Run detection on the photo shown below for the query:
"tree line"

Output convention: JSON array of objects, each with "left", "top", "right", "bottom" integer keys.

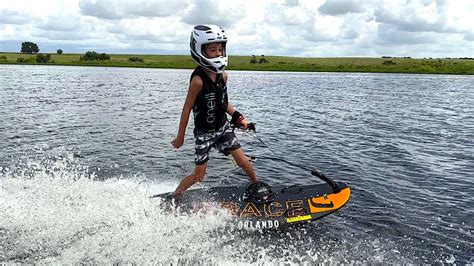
[
  {"left": 21, "top": 41, "right": 63, "bottom": 55},
  {"left": 17, "top": 41, "right": 118, "bottom": 63},
  {"left": 17, "top": 41, "right": 151, "bottom": 64}
]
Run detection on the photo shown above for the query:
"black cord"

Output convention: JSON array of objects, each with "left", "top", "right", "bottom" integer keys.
[
  {"left": 245, "top": 131, "right": 313, "bottom": 172},
  {"left": 242, "top": 128, "right": 342, "bottom": 193}
]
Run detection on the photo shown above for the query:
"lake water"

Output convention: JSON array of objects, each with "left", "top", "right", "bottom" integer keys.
[{"left": 1, "top": 65, "right": 473, "bottom": 264}]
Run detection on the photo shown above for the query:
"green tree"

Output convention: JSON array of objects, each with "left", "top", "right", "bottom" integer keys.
[
  {"left": 21, "top": 41, "right": 40, "bottom": 54},
  {"left": 250, "top": 55, "right": 257, "bottom": 64},
  {"left": 80, "top": 51, "right": 110, "bottom": 61},
  {"left": 383, "top": 60, "right": 396, "bottom": 66},
  {"left": 128, "top": 57, "right": 144, "bottom": 62},
  {"left": 80, "top": 51, "right": 98, "bottom": 61},
  {"left": 259, "top": 57, "right": 269, "bottom": 64},
  {"left": 36, "top": 54, "right": 51, "bottom": 63},
  {"left": 57, "top": 49, "right": 63, "bottom": 55},
  {"left": 98, "top": 53, "right": 110, "bottom": 60}
]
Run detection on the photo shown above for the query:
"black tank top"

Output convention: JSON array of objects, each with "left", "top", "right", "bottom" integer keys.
[{"left": 191, "top": 66, "right": 228, "bottom": 133}]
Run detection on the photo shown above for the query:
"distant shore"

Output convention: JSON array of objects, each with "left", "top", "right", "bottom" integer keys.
[{"left": 1, "top": 52, "right": 473, "bottom": 75}]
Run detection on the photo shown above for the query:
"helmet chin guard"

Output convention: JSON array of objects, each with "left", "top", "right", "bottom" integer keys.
[{"left": 190, "top": 24, "right": 228, "bottom": 73}]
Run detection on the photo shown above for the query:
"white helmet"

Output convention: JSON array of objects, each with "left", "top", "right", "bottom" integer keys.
[{"left": 190, "top": 24, "right": 228, "bottom": 73}]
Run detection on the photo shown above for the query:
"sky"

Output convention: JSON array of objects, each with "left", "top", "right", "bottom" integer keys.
[{"left": 0, "top": 0, "right": 473, "bottom": 58}]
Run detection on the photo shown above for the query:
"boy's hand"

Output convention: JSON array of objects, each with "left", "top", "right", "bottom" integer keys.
[
  {"left": 171, "top": 136, "right": 184, "bottom": 149},
  {"left": 240, "top": 118, "right": 249, "bottom": 129},
  {"left": 247, "top": 122, "right": 256, "bottom": 132},
  {"left": 239, "top": 119, "right": 256, "bottom": 132}
]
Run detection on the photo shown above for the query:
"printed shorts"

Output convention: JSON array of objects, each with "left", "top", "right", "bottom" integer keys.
[{"left": 194, "top": 122, "right": 241, "bottom": 165}]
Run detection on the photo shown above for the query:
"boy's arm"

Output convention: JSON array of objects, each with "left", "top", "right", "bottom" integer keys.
[
  {"left": 226, "top": 102, "right": 236, "bottom": 116},
  {"left": 172, "top": 76, "right": 203, "bottom": 148},
  {"left": 227, "top": 101, "right": 251, "bottom": 129}
]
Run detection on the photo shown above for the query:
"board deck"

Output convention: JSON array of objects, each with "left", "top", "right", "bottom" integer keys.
[{"left": 152, "top": 181, "right": 350, "bottom": 230}]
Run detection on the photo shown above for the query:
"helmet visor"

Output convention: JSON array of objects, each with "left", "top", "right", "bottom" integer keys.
[{"left": 201, "top": 42, "right": 227, "bottom": 60}]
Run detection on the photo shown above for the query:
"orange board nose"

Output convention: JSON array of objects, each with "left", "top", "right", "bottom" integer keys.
[{"left": 308, "top": 187, "right": 351, "bottom": 213}]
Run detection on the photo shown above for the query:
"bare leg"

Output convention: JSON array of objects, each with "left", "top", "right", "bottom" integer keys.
[
  {"left": 230, "top": 148, "right": 258, "bottom": 183},
  {"left": 173, "top": 162, "right": 208, "bottom": 197}
]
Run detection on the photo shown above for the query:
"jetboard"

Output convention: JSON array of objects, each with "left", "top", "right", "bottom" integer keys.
[{"left": 151, "top": 181, "right": 350, "bottom": 230}]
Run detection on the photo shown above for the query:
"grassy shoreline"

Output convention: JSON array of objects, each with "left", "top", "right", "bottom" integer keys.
[{"left": 1, "top": 52, "right": 473, "bottom": 75}]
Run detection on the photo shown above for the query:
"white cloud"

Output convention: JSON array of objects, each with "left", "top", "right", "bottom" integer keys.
[
  {"left": 304, "top": 14, "right": 343, "bottom": 42},
  {"left": 464, "top": 33, "right": 474, "bottom": 42},
  {"left": 376, "top": 25, "right": 438, "bottom": 45},
  {"left": 374, "top": 0, "right": 472, "bottom": 34},
  {"left": 282, "top": 6, "right": 311, "bottom": 26},
  {"left": 0, "top": 0, "right": 472, "bottom": 57},
  {"left": 79, "top": 0, "right": 186, "bottom": 20},
  {"left": 79, "top": 0, "right": 125, "bottom": 20},
  {"left": 318, "top": 0, "right": 366, "bottom": 16},
  {"left": 284, "top": 0, "right": 299, "bottom": 7},
  {"left": 36, "top": 15, "right": 82, "bottom": 31},
  {"left": 180, "top": 0, "right": 247, "bottom": 28},
  {"left": 107, "top": 17, "right": 187, "bottom": 43},
  {"left": 0, "top": 10, "right": 37, "bottom": 25}
]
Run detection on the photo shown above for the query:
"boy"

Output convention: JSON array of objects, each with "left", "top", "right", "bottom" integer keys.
[{"left": 170, "top": 25, "right": 259, "bottom": 198}]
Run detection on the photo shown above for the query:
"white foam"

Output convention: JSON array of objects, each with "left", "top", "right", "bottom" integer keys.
[
  {"left": 0, "top": 156, "right": 411, "bottom": 264},
  {"left": 0, "top": 158, "right": 248, "bottom": 263}
]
